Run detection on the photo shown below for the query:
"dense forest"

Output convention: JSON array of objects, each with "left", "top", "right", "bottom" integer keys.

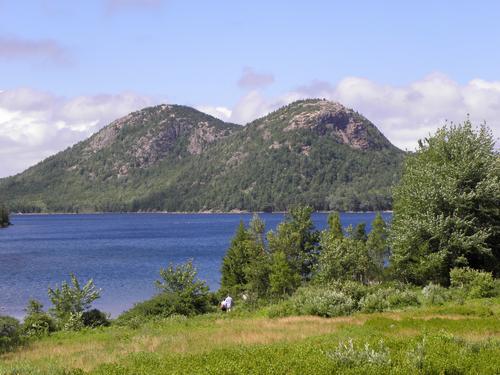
[{"left": 0, "top": 99, "right": 404, "bottom": 213}]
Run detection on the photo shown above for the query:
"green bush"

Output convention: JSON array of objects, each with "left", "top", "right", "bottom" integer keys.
[
  {"left": 421, "top": 283, "right": 452, "bottom": 305},
  {"left": 82, "top": 309, "right": 110, "bottom": 328},
  {"left": 272, "top": 286, "right": 356, "bottom": 318},
  {"left": 328, "top": 281, "right": 368, "bottom": 307},
  {"left": 450, "top": 267, "right": 495, "bottom": 298},
  {"left": 0, "top": 315, "right": 22, "bottom": 353},
  {"left": 22, "top": 313, "right": 57, "bottom": 337},
  {"left": 359, "top": 287, "right": 420, "bottom": 313}
]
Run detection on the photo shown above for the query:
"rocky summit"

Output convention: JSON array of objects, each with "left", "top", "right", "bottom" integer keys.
[{"left": 0, "top": 99, "right": 405, "bottom": 212}]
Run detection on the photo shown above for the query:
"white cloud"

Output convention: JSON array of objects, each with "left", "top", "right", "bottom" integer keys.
[
  {"left": 195, "top": 105, "right": 232, "bottom": 122},
  {"left": 0, "top": 88, "right": 154, "bottom": 177}
]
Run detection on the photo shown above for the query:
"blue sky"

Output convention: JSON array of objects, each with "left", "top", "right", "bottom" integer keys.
[{"left": 0, "top": 0, "right": 499, "bottom": 177}]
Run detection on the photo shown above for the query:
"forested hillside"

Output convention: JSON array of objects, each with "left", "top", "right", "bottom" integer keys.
[{"left": 0, "top": 99, "right": 404, "bottom": 212}]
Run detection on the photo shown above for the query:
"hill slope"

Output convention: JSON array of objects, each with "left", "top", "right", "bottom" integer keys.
[{"left": 0, "top": 99, "right": 404, "bottom": 212}]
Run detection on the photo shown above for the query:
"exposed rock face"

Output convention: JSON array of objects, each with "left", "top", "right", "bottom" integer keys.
[
  {"left": 188, "top": 122, "right": 231, "bottom": 155},
  {"left": 84, "top": 104, "right": 240, "bottom": 172},
  {"left": 284, "top": 100, "right": 377, "bottom": 150}
]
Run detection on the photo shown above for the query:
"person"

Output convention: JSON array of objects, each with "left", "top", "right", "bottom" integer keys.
[{"left": 224, "top": 295, "right": 233, "bottom": 312}]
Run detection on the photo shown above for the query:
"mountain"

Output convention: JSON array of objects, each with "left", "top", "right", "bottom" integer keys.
[{"left": 0, "top": 99, "right": 405, "bottom": 212}]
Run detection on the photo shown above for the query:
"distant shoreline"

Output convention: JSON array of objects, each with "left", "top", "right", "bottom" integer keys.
[{"left": 12, "top": 210, "right": 393, "bottom": 216}]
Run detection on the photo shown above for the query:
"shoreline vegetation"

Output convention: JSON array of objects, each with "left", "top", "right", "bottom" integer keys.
[
  {"left": 10, "top": 210, "right": 394, "bottom": 216},
  {"left": 1, "top": 122, "right": 498, "bottom": 374},
  {"left": 0, "top": 205, "right": 10, "bottom": 228}
]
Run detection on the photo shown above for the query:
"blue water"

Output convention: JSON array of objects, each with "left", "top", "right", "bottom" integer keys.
[{"left": 0, "top": 212, "right": 391, "bottom": 318}]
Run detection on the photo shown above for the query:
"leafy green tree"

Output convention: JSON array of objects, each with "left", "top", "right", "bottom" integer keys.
[
  {"left": 155, "top": 260, "right": 211, "bottom": 315},
  {"left": 315, "top": 233, "right": 370, "bottom": 284},
  {"left": 269, "top": 251, "right": 301, "bottom": 297},
  {"left": 327, "top": 211, "right": 343, "bottom": 239},
  {"left": 268, "top": 206, "right": 320, "bottom": 281},
  {"left": 366, "top": 213, "right": 388, "bottom": 280},
  {"left": 48, "top": 274, "right": 101, "bottom": 326},
  {"left": 390, "top": 122, "right": 500, "bottom": 284}
]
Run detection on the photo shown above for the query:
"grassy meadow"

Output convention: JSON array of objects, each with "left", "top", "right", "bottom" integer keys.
[{"left": 1, "top": 297, "right": 499, "bottom": 374}]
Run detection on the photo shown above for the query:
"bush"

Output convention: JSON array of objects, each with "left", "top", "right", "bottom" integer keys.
[
  {"left": 0, "top": 315, "right": 22, "bottom": 353},
  {"left": 328, "top": 281, "right": 368, "bottom": 308},
  {"left": 326, "top": 338, "right": 391, "bottom": 367},
  {"left": 288, "top": 287, "right": 356, "bottom": 318},
  {"left": 82, "top": 309, "right": 110, "bottom": 328},
  {"left": 22, "top": 299, "right": 57, "bottom": 337},
  {"left": 22, "top": 313, "right": 57, "bottom": 337},
  {"left": 449, "top": 267, "right": 495, "bottom": 298},
  {"left": 359, "top": 287, "right": 420, "bottom": 313},
  {"left": 421, "top": 283, "right": 452, "bottom": 305},
  {"left": 116, "top": 290, "right": 213, "bottom": 326}
]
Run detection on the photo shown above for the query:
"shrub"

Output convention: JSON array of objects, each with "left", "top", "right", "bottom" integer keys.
[
  {"left": 82, "top": 309, "right": 110, "bottom": 328},
  {"left": 290, "top": 287, "right": 356, "bottom": 317},
  {"left": 22, "top": 312, "right": 57, "bottom": 337},
  {"left": 421, "top": 283, "right": 451, "bottom": 305},
  {"left": 22, "top": 299, "right": 57, "bottom": 337},
  {"left": 63, "top": 312, "right": 84, "bottom": 331},
  {"left": 266, "top": 299, "right": 295, "bottom": 318},
  {"left": 0, "top": 315, "right": 22, "bottom": 353},
  {"left": 48, "top": 274, "right": 101, "bottom": 325},
  {"left": 328, "top": 280, "right": 368, "bottom": 307},
  {"left": 359, "top": 287, "right": 419, "bottom": 313},
  {"left": 449, "top": 267, "right": 495, "bottom": 298},
  {"left": 326, "top": 338, "right": 391, "bottom": 367}
]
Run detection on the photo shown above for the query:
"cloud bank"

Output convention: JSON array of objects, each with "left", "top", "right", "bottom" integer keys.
[
  {"left": 0, "top": 89, "right": 154, "bottom": 177},
  {"left": 203, "top": 73, "right": 500, "bottom": 151}
]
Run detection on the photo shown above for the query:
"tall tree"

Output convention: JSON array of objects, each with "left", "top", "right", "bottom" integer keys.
[
  {"left": 327, "top": 211, "right": 343, "bottom": 239},
  {"left": 220, "top": 221, "right": 251, "bottom": 294},
  {"left": 390, "top": 122, "right": 500, "bottom": 284},
  {"left": 366, "top": 213, "right": 388, "bottom": 281},
  {"left": 268, "top": 206, "right": 320, "bottom": 282},
  {"left": 269, "top": 251, "right": 301, "bottom": 297}
]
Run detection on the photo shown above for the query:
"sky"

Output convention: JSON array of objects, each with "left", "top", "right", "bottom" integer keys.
[{"left": 0, "top": 0, "right": 499, "bottom": 177}]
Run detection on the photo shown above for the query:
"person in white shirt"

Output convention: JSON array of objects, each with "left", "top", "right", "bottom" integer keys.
[{"left": 224, "top": 295, "right": 233, "bottom": 312}]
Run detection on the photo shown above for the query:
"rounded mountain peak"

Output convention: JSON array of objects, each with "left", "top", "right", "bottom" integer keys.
[{"left": 252, "top": 99, "right": 396, "bottom": 151}]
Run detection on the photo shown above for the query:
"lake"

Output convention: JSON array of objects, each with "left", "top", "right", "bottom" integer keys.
[{"left": 0, "top": 212, "right": 391, "bottom": 318}]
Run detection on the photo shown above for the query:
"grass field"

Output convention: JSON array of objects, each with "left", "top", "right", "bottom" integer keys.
[{"left": 1, "top": 298, "right": 500, "bottom": 374}]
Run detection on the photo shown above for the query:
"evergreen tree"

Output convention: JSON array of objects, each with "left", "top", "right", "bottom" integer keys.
[
  {"left": 366, "top": 213, "right": 388, "bottom": 281},
  {"left": 327, "top": 211, "right": 343, "bottom": 239},
  {"left": 220, "top": 221, "right": 251, "bottom": 294},
  {"left": 390, "top": 122, "right": 500, "bottom": 284},
  {"left": 268, "top": 206, "right": 320, "bottom": 281},
  {"left": 352, "top": 223, "right": 367, "bottom": 242},
  {"left": 269, "top": 251, "right": 301, "bottom": 297}
]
